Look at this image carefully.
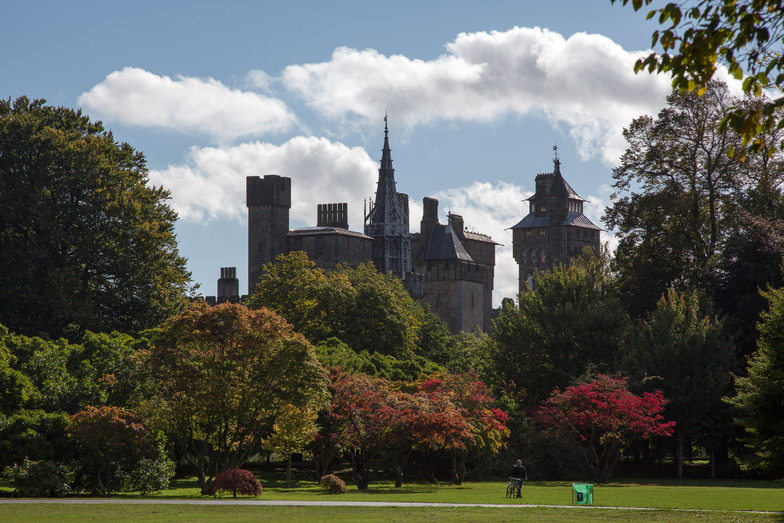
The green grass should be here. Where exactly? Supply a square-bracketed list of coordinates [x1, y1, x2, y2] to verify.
[1, 474, 782, 522]
[138, 475, 784, 512]
[0, 504, 781, 522]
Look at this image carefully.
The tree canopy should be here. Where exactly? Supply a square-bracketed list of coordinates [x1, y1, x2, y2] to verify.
[249, 251, 456, 361]
[491, 249, 628, 405]
[604, 82, 784, 315]
[145, 302, 328, 494]
[621, 289, 735, 478]
[533, 374, 675, 483]
[613, 0, 784, 152]
[0, 97, 190, 339]
[732, 285, 784, 479]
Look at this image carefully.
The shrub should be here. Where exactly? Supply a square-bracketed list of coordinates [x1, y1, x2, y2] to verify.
[119, 455, 176, 494]
[212, 468, 263, 498]
[3, 459, 72, 497]
[319, 473, 348, 494]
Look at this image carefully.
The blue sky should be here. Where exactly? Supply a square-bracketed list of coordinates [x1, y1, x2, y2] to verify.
[3, 1, 724, 303]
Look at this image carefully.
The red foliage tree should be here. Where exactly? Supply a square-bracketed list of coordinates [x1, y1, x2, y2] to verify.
[418, 372, 510, 483]
[67, 406, 160, 496]
[533, 374, 675, 483]
[327, 370, 479, 489]
[211, 468, 263, 498]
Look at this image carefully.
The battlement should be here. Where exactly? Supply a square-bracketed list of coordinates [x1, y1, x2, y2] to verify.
[246, 175, 291, 208]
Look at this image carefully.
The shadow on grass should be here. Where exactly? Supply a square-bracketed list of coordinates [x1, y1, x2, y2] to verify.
[607, 478, 784, 489]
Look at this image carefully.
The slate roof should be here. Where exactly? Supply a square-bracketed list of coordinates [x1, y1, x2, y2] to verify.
[510, 212, 600, 230]
[288, 227, 374, 239]
[510, 214, 549, 229]
[461, 230, 501, 245]
[526, 177, 584, 201]
[426, 223, 474, 261]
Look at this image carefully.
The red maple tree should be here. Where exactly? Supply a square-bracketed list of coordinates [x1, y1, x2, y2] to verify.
[533, 374, 675, 482]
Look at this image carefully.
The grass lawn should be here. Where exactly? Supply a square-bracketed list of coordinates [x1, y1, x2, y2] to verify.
[1, 473, 782, 522]
[0, 503, 781, 522]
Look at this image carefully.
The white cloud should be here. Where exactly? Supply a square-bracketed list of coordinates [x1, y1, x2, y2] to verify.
[78, 67, 297, 142]
[149, 137, 378, 224]
[280, 27, 674, 164]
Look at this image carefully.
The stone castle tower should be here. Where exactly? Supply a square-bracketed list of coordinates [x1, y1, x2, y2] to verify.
[246, 174, 291, 294]
[511, 154, 600, 292]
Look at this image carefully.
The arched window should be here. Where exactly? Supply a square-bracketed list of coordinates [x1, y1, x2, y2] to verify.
[530, 250, 537, 263]
[540, 249, 546, 263]
[520, 249, 526, 263]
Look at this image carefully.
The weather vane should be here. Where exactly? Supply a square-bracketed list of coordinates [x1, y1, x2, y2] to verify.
[553, 144, 559, 161]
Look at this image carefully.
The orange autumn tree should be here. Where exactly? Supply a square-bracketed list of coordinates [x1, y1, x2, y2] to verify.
[417, 372, 510, 484]
[146, 302, 327, 495]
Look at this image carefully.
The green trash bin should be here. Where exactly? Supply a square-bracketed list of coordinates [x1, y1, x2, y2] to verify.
[572, 483, 593, 505]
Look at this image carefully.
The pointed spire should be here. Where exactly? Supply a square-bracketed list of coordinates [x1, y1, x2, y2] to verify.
[549, 153, 569, 197]
[380, 112, 393, 173]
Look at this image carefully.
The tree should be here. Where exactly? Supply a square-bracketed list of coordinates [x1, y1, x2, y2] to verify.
[249, 252, 448, 360]
[212, 469, 263, 497]
[613, 0, 784, 152]
[417, 372, 510, 484]
[67, 405, 173, 496]
[491, 248, 629, 405]
[0, 97, 191, 339]
[603, 82, 756, 314]
[326, 370, 477, 489]
[145, 302, 328, 494]
[533, 375, 675, 483]
[713, 183, 784, 358]
[263, 404, 318, 488]
[621, 289, 735, 479]
[731, 285, 784, 478]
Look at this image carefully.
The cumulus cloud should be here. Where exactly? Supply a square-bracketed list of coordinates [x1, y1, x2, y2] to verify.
[279, 26, 674, 164]
[78, 67, 297, 142]
[149, 137, 378, 223]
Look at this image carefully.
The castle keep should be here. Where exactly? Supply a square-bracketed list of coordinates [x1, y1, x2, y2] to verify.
[245, 119, 497, 333]
[510, 155, 601, 292]
[209, 125, 598, 332]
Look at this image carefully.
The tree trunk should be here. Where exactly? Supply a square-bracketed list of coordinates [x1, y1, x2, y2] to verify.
[351, 449, 370, 491]
[676, 431, 684, 480]
[392, 461, 404, 488]
[286, 453, 292, 488]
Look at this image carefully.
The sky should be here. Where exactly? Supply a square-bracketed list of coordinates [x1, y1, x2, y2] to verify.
[2, 1, 731, 304]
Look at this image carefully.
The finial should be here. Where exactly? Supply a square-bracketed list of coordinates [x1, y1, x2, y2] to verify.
[384, 112, 389, 134]
[553, 144, 560, 168]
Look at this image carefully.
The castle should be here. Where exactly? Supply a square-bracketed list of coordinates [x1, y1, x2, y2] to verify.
[207, 121, 599, 333]
[511, 153, 601, 292]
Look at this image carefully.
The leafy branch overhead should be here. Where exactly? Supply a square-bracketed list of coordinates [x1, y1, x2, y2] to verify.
[613, 0, 784, 153]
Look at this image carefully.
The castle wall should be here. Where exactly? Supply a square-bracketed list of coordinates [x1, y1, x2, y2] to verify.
[287, 229, 373, 270]
[422, 260, 486, 333]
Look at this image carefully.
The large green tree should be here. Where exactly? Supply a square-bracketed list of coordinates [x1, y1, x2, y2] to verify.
[0, 97, 190, 339]
[491, 249, 629, 406]
[603, 82, 780, 315]
[613, 0, 784, 152]
[621, 289, 735, 479]
[731, 285, 784, 478]
[249, 252, 455, 360]
[145, 302, 328, 494]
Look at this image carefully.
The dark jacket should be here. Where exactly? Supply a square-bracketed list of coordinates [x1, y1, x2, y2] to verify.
[510, 464, 527, 480]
